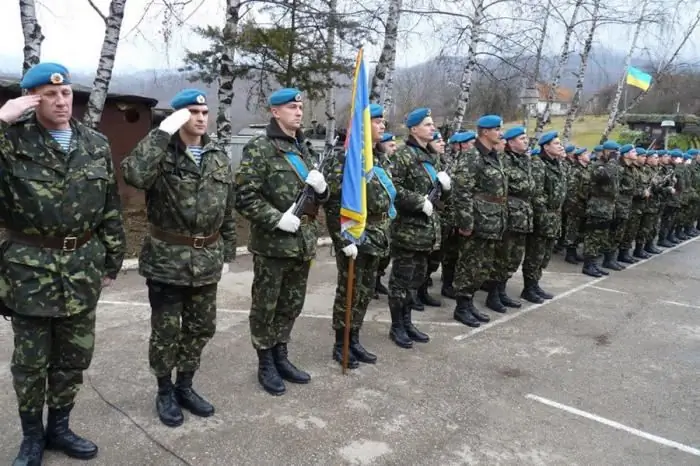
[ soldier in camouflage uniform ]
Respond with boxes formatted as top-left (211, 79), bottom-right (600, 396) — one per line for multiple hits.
top-left (323, 103), bottom-right (394, 368)
top-left (488, 126), bottom-right (535, 312)
top-left (563, 147), bottom-right (590, 264)
top-left (520, 131), bottom-right (566, 302)
top-left (0, 63), bottom-right (126, 464)
top-left (678, 151), bottom-right (698, 238)
top-left (451, 115), bottom-right (507, 327)
top-left (581, 140), bottom-right (620, 277)
top-left (690, 149), bottom-right (700, 233)
top-left (608, 144), bottom-right (639, 267)
top-left (636, 151), bottom-right (663, 255)
top-left (374, 132), bottom-right (397, 298)
top-left (235, 88), bottom-right (329, 395)
top-left (621, 147), bottom-right (650, 261)
top-left (122, 89), bottom-right (236, 425)
top-left (556, 144), bottom-right (577, 252)
top-left (658, 150), bottom-right (682, 246)
top-left (387, 107), bottom-right (450, 347)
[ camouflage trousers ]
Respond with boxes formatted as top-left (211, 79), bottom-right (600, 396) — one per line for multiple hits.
top-left (564, 211), bottom-right (584, 247)
top-left (492, 231), bottom-right (527, 282)
top-left (453, 236), bottom-right (499, 296)
top-left (522, 234), bottom-right (555, 282)
top-left (147, 280), bottom-right (217, 377)
top-left (388, 247), bottom-right (430, 300)
top-left (250, 255), bottom-right (311, 350)
top-left (621, 209), bottom-right (643, 249)
top-left (332, 251), bottom-right (380, 330)
top-left (680, 202), bottom-right (696, 226)
top-left (659, 206), bottom-right (678, 236)
top-left (377, 255), bottom-right (391, 278)
top-left (638, 211), bottom-right (660, 243)
top-left (11, 308), bottom-right (96, 415)
top-left (440, 228), bottom-right (460, 283)
top-left (427, 249), bottom-right (441, 276)
top-left (582, 219), bottom-right (611, 259)
top-left (607, 217), bottom-right (627, 253)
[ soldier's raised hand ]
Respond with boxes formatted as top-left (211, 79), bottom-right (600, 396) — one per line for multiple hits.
top-left (158, 108), bottom-right (191, 135)
top-left (0, 95), bottom-right (41, 124)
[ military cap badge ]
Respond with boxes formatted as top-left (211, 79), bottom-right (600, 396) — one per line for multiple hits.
top-left (195, 94), bottom-right (206, 104)
top-left (50, 73), bottom-right (64, 84)
top-left (426, 109), bottom-right (431, 116)
top-left (294, 93), bottom-right (302, 101)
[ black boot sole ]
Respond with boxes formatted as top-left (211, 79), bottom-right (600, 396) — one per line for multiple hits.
top-left (45, 442), bottom-right (98, 460)
top-left (389, 333), bottom-right (413, 348)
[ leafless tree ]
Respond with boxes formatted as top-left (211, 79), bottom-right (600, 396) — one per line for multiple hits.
top-left (19, 0), bottom-right (44, 77)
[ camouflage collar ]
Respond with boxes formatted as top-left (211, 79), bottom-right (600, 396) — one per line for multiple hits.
top-left (266, 117), bottom-right (306, 145)
top-left (475, 138), bottom-right (498, 159)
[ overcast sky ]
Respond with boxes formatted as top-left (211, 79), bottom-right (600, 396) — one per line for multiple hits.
top-left (1, 0), bottom-right (698, 76)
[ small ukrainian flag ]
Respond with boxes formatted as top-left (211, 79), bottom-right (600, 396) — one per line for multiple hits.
top-left (626, 66), bottom-right (652, 91)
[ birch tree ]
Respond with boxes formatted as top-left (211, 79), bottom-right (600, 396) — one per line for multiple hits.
top-left (215, 0), bottom-right (243, 150)
top-left (19, 0), bottom-right (44, 76)
top-left (369, 0), bottom-right (402, 104)
top-left (324, 0), bottom-right (338, 145)
top-left (562, 0), bottom-right (601, 142)
top-left (450, 0), bottom-right (483, 131)
top-left (83, 0), bottom-right (127, 129)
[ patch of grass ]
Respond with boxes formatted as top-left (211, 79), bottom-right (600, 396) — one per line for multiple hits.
top-left (504, 115), bottom-right (622, 148)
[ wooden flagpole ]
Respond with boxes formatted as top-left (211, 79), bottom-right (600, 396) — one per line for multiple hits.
top-left (341, 257), bottom-right (356, 374)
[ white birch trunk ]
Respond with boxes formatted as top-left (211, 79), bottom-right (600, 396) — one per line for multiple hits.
top-left (369, 0), bottom-right (402, 103)
top-left (19, 0), bottom-right (44, 76)
top-left (216, 0), bottom-right (242, 156)
top-left (83, 0), bottom-right (127, 129)
top-left (383, 61), bottom-right (396, 120)
top-left (324, 0), bottom-right (337, 146)
top-left (450, 0), bottom-right (483, 131)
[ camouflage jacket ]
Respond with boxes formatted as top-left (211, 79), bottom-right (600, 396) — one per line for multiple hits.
top-left (234, 119), bottom-right (328, 261)
top-left (0, 116), bottom-right (125, 317)
top-left (121, 129), bottom-right (236, 287)
top-left (675, 163), bottom-right (696, 204)
top-left (390, 137), bottom-right (446, 251)
top-left (503, 150), bottom-right (535, 234)
top-left (585, 159), bottom-right (618, 221)
top-left (616, 161), bottom-right (638, 219)
top-left (440, 149), bottom-right (462, 228)
top-left (691, 160), bottom-right (700, 193)
top-left (662, 164), bottom-right (681, 208)
top-left (452, 139), bottom-right (508, 240)
top-left (531, 154), bottom-right (567, 238)
top-left (564, 161), bottom-right (589, 214)
top-left (323, 146), bottom-right (393, 256)
top-left (640, 165), bottom-right (660, 213)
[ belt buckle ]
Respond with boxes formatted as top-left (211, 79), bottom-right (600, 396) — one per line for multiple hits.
top-left (192, 236), bottom-right (205, 249)
top-left (63, 236), bottom-right (78, 251)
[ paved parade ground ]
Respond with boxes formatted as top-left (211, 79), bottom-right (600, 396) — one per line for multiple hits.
top-left (1, 238), bottom-right (699, 465)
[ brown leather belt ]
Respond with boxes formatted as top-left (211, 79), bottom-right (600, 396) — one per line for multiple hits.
top-left (475, 194), bottom-right (507, 204)
top-left (367, 213), bottom-right (389, 222)
top-left (149, 225), bottom-right (220, 248)
top-left (7, 230), bottom-right (92, 251)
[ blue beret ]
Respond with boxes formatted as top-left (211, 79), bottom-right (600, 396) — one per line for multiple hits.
top-left (574, 147), bottom-right (587, 156)
top-left (20, 62), bottom-right (72, 89)
top-left (565, 144), bottom-right (575, 153)
top-left (476, 115), bottom-right (503, 129)
top-left (462, 131), bottom-right (476, 142)
top-left (594, 145), bottom-right (603, 152)
top-left (657, 149), bottom-right (667, 156)
top-left (538, 130), bottom-right (558, 146)
top-left (447, 133), bottom-right (458, 144)
top-left (379, 132), bottom-right (395, 143)
top-left (602, 140), bottom-right (620, 151)
top-left (531, 147), bottom-right (541, 156)
top-left (670, 149), bottom-right (683, 157)
top-left (503, 126), bottom-right (526, 141)
top-left (688, 149), bottom-right (699, 156)
top-left (635, 147), bottom-right (647, 156)
top-left (370, 103), bottom-right (384, 119)
top-left (620, 144), bottom-right (634, 155)
top-left (647, 150), bottom-right (657, 157)
top-left (433, 131), bottom-right (442, 141)
top-left (405, 107), bottom-right (431, 128)
top-left (170, 88), bottom-right (207, 110)
top-left (268, 87), bottom-right (302, 106)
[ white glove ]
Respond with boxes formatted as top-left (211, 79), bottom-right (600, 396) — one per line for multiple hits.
top-left (276, 203), bottom-right (301, 232)
top-left (669, 187), bottom-right (676, 195)
top-left (221, 263), bottom-right (230, 274)
top-left (159, 108), bottom-right (191, 135)
top-left (436, 171), bottom-right (451, 191)
top-left (341, 243), bottom-right (358, 259)
top-left (422, 196), bottom-right (434, 216)
top-left (305, 169), bottom-right (327, 194)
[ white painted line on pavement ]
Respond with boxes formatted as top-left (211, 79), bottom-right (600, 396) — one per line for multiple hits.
top-left (453, 235), bottom-right (700, 341)
top-left (525, 394), bottom-right (700, 457)
top-left (659, 300), bottom-right (700, 310)
top-left (590, 285), bottom-right (629, 294)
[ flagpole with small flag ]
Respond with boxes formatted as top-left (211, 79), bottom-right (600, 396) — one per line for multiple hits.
top-left (339, 46), bottom-right (373, 374)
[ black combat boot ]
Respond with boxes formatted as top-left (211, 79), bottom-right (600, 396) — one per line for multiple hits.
top-left (520, 278), bottom-right (544, 304)
top-left (375, 276), bottom-right (388, 297)
top-left (175, 371), bottom-right (215, 417)
top-left (534, 282), bottom-right (554, 299)
top-left (256, 349), bottom-right (285, 395)
top-left (417, 281), bottom-right (441, 307)
top-left (388, 297), bottom-right (413, 348)
top-left (689, 226), bottom-right (700, 236)
top-left (441, 269), bottom-right (457, 299)
top-left (633, 243), bottom-right (651, 259)
top-left (45, 404), bottom-right (98, 459)
top-left (410, 291), bottom-right (424, 311)
top-left (13, 412), bottom-right (45, 466)
top-left (582, 258), bottom-right (603, 277)
top-left (667, 231), bottom-right (680, 244)
top-left (155, 375), bottom-right (184, 426)
top-left (350, 328), bottom-right (377, 364)
top-left (272, 343), bottom-right (311, 384)
top-left (498, 280), bottom-right (521, 308)
top-left (593, 256), bottom-right (609, 275)
top-left (676, 227), bottom-right (689, 240)
top-left (644, 241), bottom-right (662, 254)
top-left (402, 304), bottom-right (430, 342)
top-left (617, 248), bottom-right (638, 264)
top-left (332, 329), bottom-right (359, 369)
top-left (485, 281), bottom-right (507, 313)
top-left (564, 247), bottom-right (581, 264)
top-left (602, 251), bottom-right (625, 270)
top-left (453, 296), bottom-right (481, 327)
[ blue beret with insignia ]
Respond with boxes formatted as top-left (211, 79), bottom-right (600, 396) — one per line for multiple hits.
top-left (574, 147), bottom-right (587, 156)
top-left (531, 147), bottom-right (541, 156)
top-left (635, 147), bottom-right (647, 156)
top-left (670, 149), bottom-right (683, 157)
top-left (462, 131), bottom-right (476, 142)
top-left (602, 140), bottom-right (620, 151)
top-left (447, 133), bottom-right (458, 144)
top-left (20, 62), bottom-right (72, 89)
top-left (170, 88), bottom-right (207, 110)
top-left (503, 126), bottom-right (526, 141)
top-left (565, 144), bottom-right (575, 153)
top-left (433, 131), bottom-right (442, 141)
top-left (476, 114), bottom-right (503, 129)
top-left (268, 87), bottom-right (302, 106)
top-left (594, 145), bottom-right (603, 152)
top-left (405, 107), bottom-right (431, 128)
top-left (380, 132), bottom-right (395, 143)
top-left (370, 103), bottom-right (384, 119)
top-left (538, 130), bottom-right (558, 146)
top-left (688, 148), bottom-right (699, 156)
top-left (647, 150), bottom-right (657, 157)
top-left (657, 149), bottom-right (667, 156)
top-left (620, 144), bottom-right (634, 155)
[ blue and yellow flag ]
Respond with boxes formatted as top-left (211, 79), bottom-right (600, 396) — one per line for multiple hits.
top-left (340, 48), bottom-right (374, 244)
top-left (626, 66), bottom-right (652, 91)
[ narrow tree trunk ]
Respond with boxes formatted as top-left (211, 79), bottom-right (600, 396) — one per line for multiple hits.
top-left (324, 0), bottom-right (338, 145)
top-left (369, 0), bottom-right (402, 103)
top-left (562, 0), bottom-right (600, 142)
top-left (216, 0), bottom-right (242, 156)
top-left (19, 0), bottom-right (44, 76)
top-left (383, 61), bottom-right (396, 121)
top-left (599, 0), bottom-right (648, 143)
top-left (450, 0), bottom-right (483, 131)
top-left (83, 0), bottom-right (127, 129)
top-left (533, 0), bottom-right (583, 137)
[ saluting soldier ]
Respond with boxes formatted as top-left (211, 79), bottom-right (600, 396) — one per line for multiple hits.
top-left (323, 103), bottom-right (395, 368)
top-left (235, 88), bottom-right (329, 395)
top-left (122, 89), bottom-right (236, 426)
top-left (0, 62), bottom-right (126, 464)
top-left (374, 132), bottom-right (397, 298)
